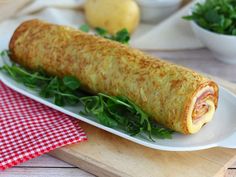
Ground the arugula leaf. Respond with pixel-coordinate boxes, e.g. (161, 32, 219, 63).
(63, 76, 80, 90)
(79, 24, 90, 32)
(80, 93, 173, 141)
(79, 25, 130, 44)
(80, 96, 103, 115)
(183, 0, 236, 35)
(97, 111, 118, 128)
(95, 27, 108, 37)
(0, 64, 51, 88)
(150, 120, 174, 139)
(1, 64, 80, 106)
(0, 49, 10, 57)
(112, 29, 130, 44)
(204, 9, 221, 23)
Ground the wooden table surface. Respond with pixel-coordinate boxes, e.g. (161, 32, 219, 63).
(0, 1, 236, 177)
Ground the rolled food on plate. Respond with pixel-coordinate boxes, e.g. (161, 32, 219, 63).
(9, 19, 219, 134)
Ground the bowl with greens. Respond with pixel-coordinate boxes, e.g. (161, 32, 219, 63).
(184, 0, 236, 64)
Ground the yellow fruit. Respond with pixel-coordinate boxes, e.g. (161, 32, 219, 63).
(85, 0, 140, 34)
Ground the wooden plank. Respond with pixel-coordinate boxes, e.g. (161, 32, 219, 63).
(50, 123, 236, 177)
(0, 167, 94, 177)
(16, 154, 73, 168)
(49, 78, 236, 177)
(192, 148, 236, 167)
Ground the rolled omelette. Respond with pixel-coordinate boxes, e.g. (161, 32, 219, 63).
(9, 19, 219, 134)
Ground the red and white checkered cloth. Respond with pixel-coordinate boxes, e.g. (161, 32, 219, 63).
(0, 81, 87, 170)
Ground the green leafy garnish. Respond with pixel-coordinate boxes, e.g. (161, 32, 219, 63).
(79, 24, 130, 44)
(0, 49, 10, 57)
(63, 76, 80, 90)
(183, 0, 236, 35)
(79, 24, 90, 32)
(94, 27, 108, 37)
(80, 93, 173, 140)
(0, 64, 81, 106)
(112, 29, 130, 44)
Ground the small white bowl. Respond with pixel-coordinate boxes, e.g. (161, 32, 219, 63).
(136, 0, 182, 23)
(191, 21, 236, 64)
(189, 0, 236, 64)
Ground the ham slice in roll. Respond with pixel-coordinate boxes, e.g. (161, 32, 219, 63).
(188, 86, 217, 133)
(8, 19, 219, 134)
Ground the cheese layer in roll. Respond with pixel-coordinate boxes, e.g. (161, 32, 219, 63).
(9, 19, 219, 134)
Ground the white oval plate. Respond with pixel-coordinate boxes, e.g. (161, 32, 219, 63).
(0, 30, 236, 151)
(1, 56, 236, 151)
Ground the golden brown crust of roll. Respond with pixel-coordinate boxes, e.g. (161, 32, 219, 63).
(9, 19, 219, 134)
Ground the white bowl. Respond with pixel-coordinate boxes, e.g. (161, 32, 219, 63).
(136, 0, 182, 23)
(191, 21, 236, 64)
(189, 0, 236, 64)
